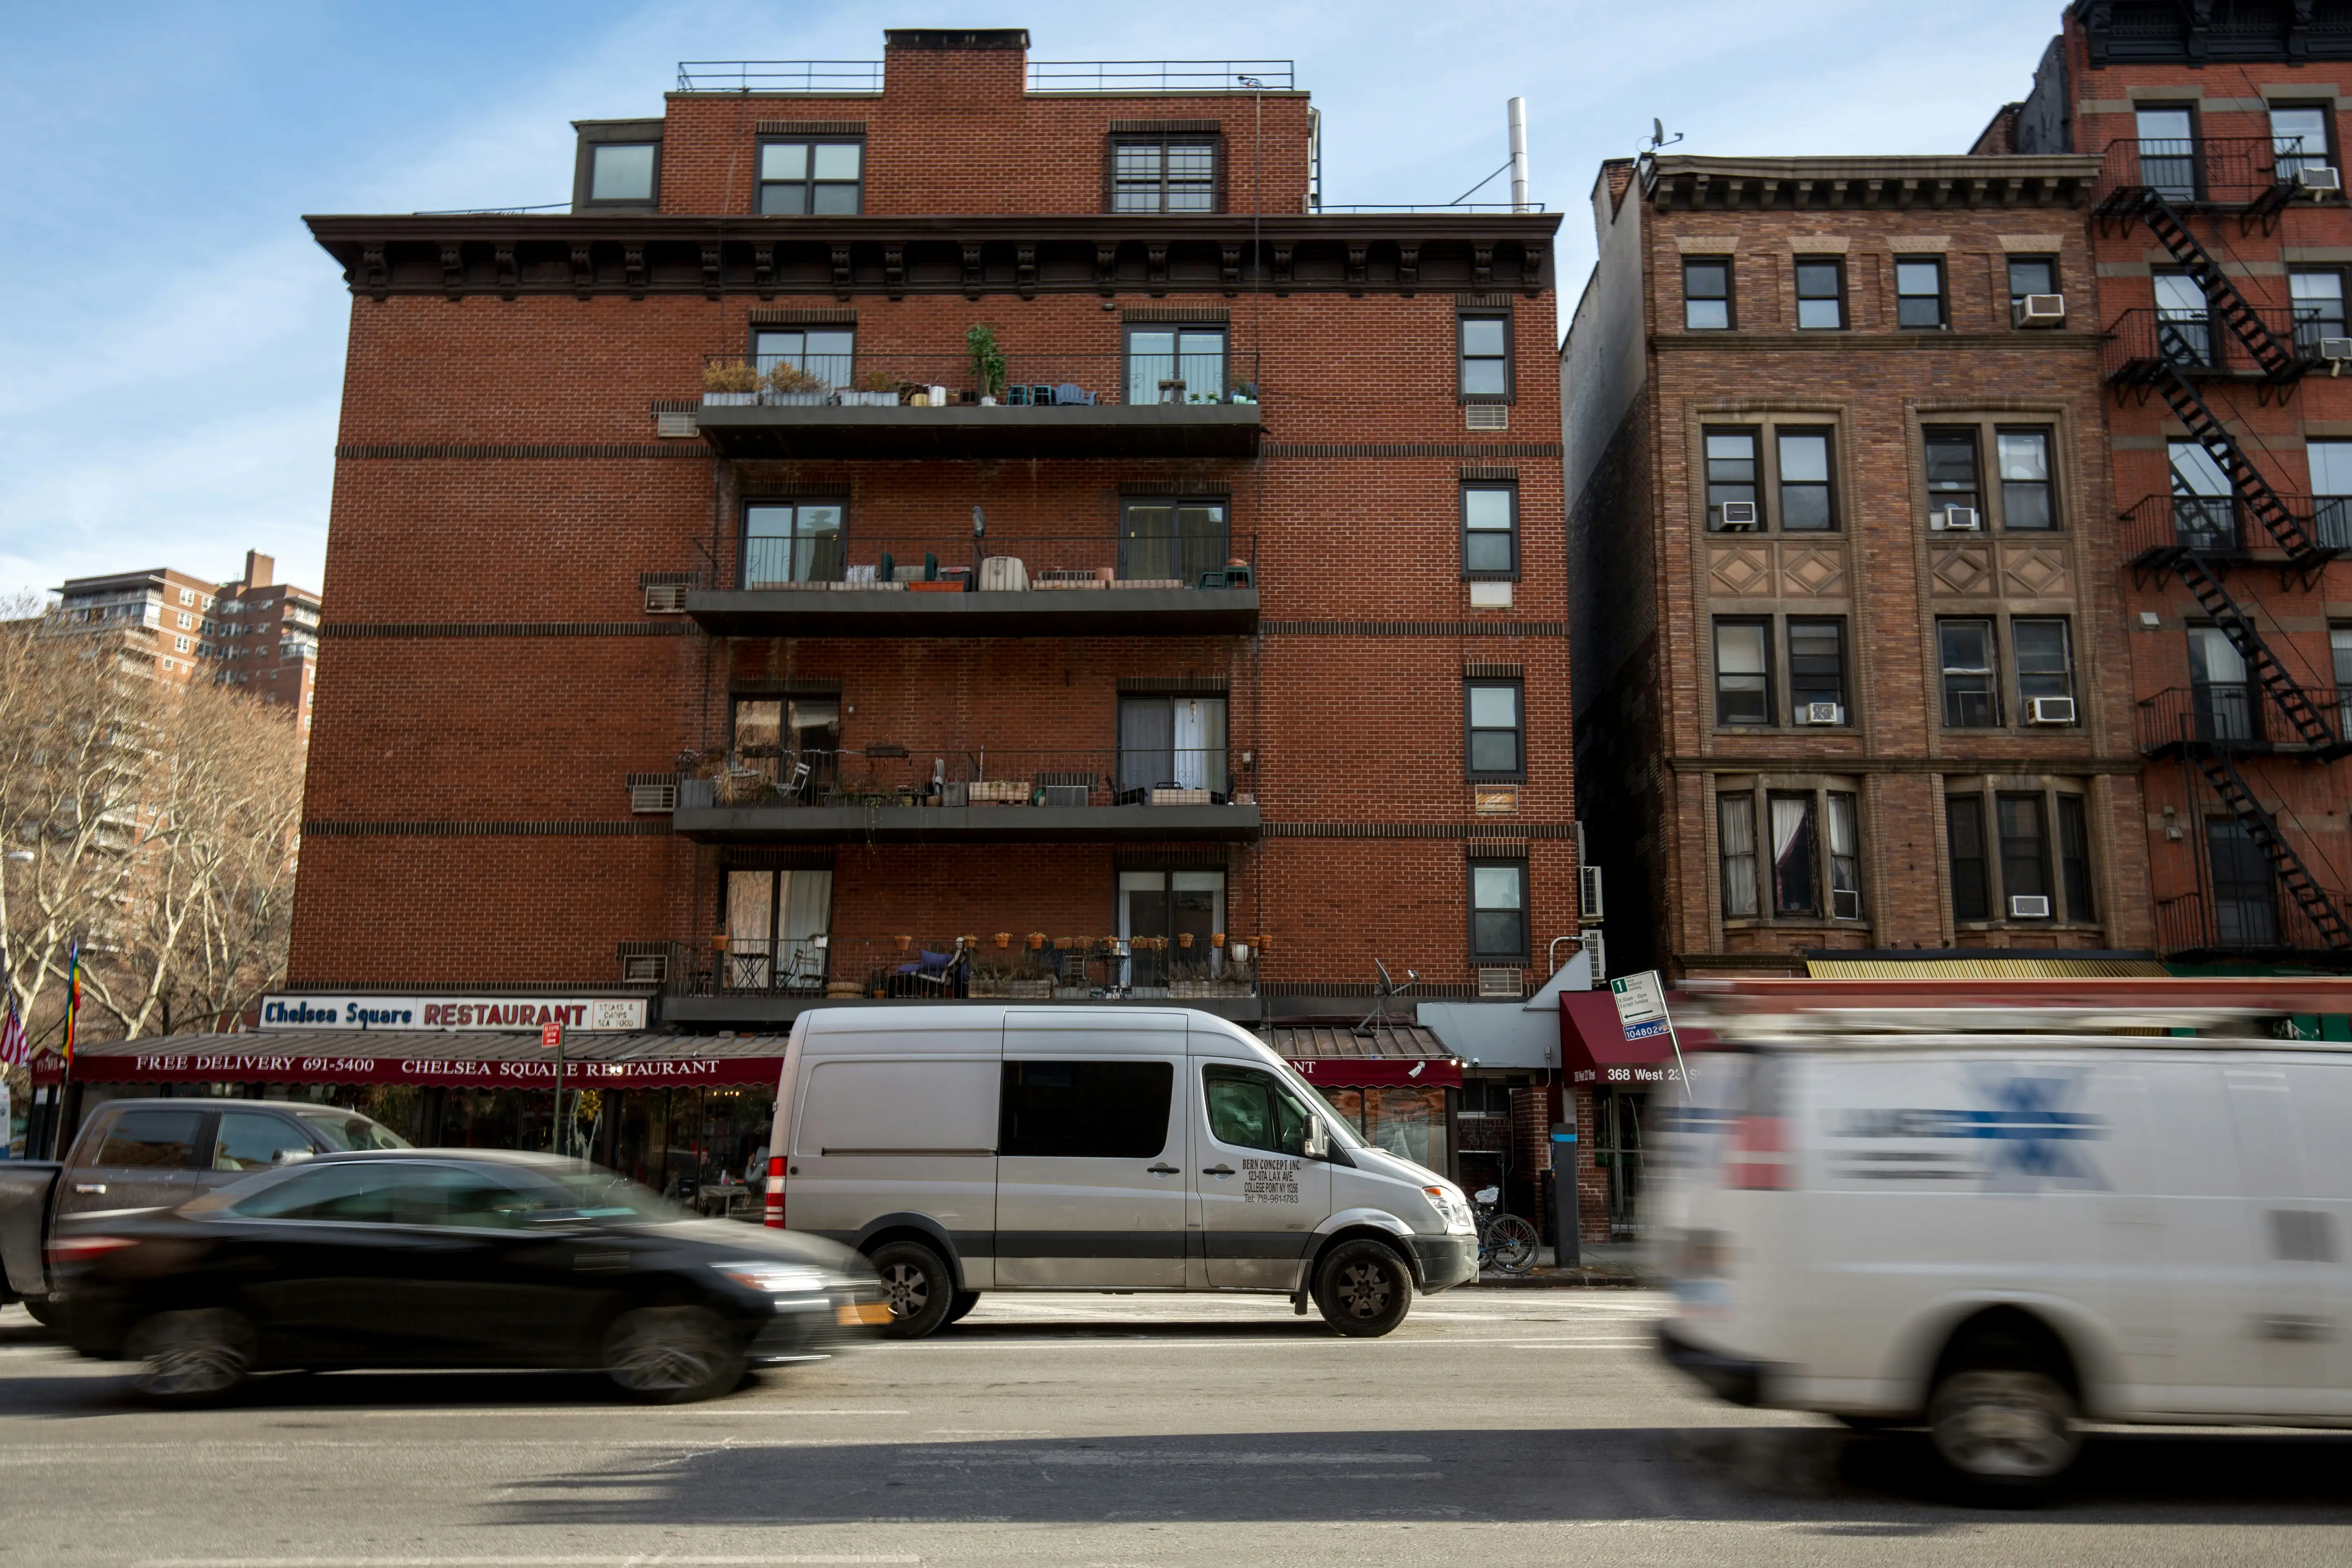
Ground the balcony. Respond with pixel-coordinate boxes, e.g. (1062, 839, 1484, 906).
(2103, 307, 2323, 385)
(2156, 888, 2352, 961)
(672, 747, 1260, 844)
(2138, 684, 2350, 758)
(682, 933, 1261, 1002)
(693, 352, 1262, 460)
(2094, 136, 2333, 212)
(686, 532, 1257, 637)
(2120, 493, 2349, 568)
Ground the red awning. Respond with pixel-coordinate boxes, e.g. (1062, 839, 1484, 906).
(1267, 1025, 1464, 1089)
(1560, 992, 1681, 1087)
(51, 1031, 786, 1089)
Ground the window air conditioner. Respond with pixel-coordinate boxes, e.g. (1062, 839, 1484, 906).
(1579, 863, 1605, 921)
(2013, 293, 2067, 327)
(1931, 506, 1981, 532)
(2028, 696, 2077, 725)
(644, 584, 689, 613)
(2009, 894, 2052, 919)
(1580, 929, 1607, 983)
(1718, 501, 1760, 530)
(1803, 701, 1845, 726)
(1466, 404, 1509, 432)
(2321, 337, 2352, 362)
(1477, 966, 1525, 999)
(628, 783, 679, 813)
(621, 954, 669, 984)
(1832, 888, 1862, 920)
(654, 411, 699, 439)
(2298, 165, 2343, 195)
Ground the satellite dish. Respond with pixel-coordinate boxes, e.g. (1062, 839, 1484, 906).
(1653, 118, 1665, 144)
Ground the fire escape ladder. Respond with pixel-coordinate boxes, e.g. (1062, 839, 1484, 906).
(2191, 748, 2352, 949)
(2172, 556, 2340, 750)
(2152, 364, 2325, 561)
(2124, 188, 2299, 379)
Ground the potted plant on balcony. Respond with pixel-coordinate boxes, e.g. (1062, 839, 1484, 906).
(702, 359, 760, 406)
(764, 361, 831, 405)
(966, 323, 1007, 404)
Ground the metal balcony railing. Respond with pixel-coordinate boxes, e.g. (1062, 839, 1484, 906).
(734, 532, 1255, 594)
(2095, 135, 2323, 207)
(2156, 887, 2352, 956)
(1025, 60, 1294, 92)
(701, 351, 1263, 410)
(2104, 307, 2320, 381)
(2118, 492, 2352, 558)
(678, 933, 1263, 1000)
(2138, 684, 2352, 754)
(675, 60, 883, 92)
(680, 747, 1247, 811)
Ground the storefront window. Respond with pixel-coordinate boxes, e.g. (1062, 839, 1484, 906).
(1307, 1084, 1447, 1174)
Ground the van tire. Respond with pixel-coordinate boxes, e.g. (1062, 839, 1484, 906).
(870, 1240, 955, 1339)
(1927, 1367, 2081, 1501)
(946, 1290, 980, 1325)
(1313, 1239, 1413, 1337)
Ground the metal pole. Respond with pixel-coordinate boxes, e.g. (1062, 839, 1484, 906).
(1508, 97, 1530, 213)
(555, 1036, 567, 1158)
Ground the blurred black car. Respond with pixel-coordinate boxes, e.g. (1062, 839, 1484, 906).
(51, 1149, 885, 1405)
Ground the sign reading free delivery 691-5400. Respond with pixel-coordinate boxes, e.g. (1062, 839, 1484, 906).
(258, 996, 646, 1032)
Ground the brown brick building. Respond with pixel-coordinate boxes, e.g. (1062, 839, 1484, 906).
(290, 27, 1571, 1171)
(52, 549, 321, 735)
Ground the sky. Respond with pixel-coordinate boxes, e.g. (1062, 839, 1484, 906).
(0, 1, 2067, 601)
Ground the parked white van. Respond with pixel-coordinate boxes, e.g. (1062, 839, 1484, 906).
(1653, 977, 2352, 1499)
(762, 1004, 1478, 1336)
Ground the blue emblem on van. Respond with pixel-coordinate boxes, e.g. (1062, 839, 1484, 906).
(1831, 1072, 2108, 1189)
(1964, 1073, 2107, 1186)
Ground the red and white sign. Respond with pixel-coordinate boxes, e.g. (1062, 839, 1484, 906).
(67, 1052, 777, 1089)
(258, 996, 646, 1032)
(541, 1022, 564, 1050)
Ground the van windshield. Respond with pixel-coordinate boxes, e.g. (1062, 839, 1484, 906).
(295, 1110, 411, 1152)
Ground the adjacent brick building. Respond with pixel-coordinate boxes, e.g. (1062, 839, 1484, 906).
(52, 549, 321, 734)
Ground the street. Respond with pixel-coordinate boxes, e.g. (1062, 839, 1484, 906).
(3, 1292, 2350, 1567)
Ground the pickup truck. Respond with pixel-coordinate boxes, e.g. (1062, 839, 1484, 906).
(1, 1097, 410, 1323)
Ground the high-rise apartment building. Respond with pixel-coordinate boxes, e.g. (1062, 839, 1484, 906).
(51, 548, 321, 734)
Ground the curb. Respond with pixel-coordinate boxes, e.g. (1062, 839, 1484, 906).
(1470, 1269, 1649, 1289)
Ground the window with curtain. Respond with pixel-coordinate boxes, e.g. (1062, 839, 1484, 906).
(1118, 695, 1227, 797)
(1769, 793, 1818, 915)
(1126, 327, 1227, 405)
(1719, 793, 1759, 918)
(1827, 793, 1862, 919)
(2058, 795, 2094, 922)
(1947, 794, 1991, 922)
(723, 866, 833, 991)
(1120, 497, 1228, 584)
(1997, 429, 2055, 530)
(1470, 861, 1528, 960)
(1998, 795, 2050, 912)
(742, 500, 845, 588)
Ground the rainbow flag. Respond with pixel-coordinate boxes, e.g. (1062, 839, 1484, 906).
(61, 940, 80, 1069)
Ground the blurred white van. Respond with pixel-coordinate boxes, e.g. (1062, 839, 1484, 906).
(762, 1005, 1477, 1337)
(1653, 978, 2352, 1498)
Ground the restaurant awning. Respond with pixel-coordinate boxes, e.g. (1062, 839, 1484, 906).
(51, 1031, 790, 1089)
(1559, 991, 1682, 1087)
(1805, 955, 2168, 979)
(1266, 1025, 1463, 1089)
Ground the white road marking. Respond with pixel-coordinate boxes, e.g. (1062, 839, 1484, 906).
(133, 1558, 920, 1568)
(359, 1407, 909, 1419)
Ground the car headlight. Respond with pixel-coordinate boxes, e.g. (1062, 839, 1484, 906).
(713, 1261, 829, 1295)
(1421, 1185, 1475, 1235)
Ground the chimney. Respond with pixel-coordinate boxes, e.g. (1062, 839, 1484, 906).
(1508, 97, 1530, 212)
(881, 28, 1030, 101)
(245, 550, 274, 589)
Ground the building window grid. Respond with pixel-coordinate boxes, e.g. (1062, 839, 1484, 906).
(1461, 483, 1519, 577)
(1895, 256, 1949, 330)
(1683, 258, 1733, 330)
(1112, 136, 1217, 213)
(1718, 781, 1865, 927)
(1944, 784, 2097, 926)
(1794, 257, 1846, 330)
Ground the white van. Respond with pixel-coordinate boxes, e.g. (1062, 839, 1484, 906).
(762, 1004, 1477, 1336)
(1652, 978, 2352, 1499)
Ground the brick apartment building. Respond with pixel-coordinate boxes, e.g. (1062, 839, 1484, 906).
(1973, 1, 2352, 973)
(51, 549, 322, 733)
(263, 28, 1569, 1186)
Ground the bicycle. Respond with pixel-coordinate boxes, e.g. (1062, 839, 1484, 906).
(1471, 1185, 1541, 1275)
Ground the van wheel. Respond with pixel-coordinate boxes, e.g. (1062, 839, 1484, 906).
(869, 1240, 954, 1339)
(127, 1308, 256, 1407)
(946, 1290, 980, 1325)
(1314, 1240, 1412, 1337)
(1927, 1368, 2081, 1501)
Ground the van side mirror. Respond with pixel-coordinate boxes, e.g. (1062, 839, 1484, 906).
(1304, 1118, 1330, 1160)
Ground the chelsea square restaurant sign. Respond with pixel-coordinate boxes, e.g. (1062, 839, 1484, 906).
(258, 996, 649, 1032)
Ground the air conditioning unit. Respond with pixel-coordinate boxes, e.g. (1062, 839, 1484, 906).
(1832, 888, 1862, 920)
(1477, 966, 1525, 999)
(1802, 702, 1845, 726)
(2013, 293, 2067, 327)
(644, 584, 689, 613)
(1718, 501, 1760, 530)
(621, 954, 669, 984)
(2009, 894, 2052, 919)
(1579, 929, 1607, 983)
(628, 782, 679, 813)
(2028, 695, 2077, 725)
(1465, 404, 1509, 432)
(2298, 165, 2343, 195)
(2321, 337, 2352, 362)
(1039, 784, 1089, 808)
(654, 410, 699, 438)
(1930, 506, 1982, 532)
(1579, 863, 1605, 921)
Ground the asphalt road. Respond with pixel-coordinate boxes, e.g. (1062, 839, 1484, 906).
(3, 1290, 2350, 1568)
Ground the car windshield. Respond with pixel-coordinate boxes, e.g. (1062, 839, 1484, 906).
(295, 1110, 411, 1151)
(547, 1168, 690, 1224)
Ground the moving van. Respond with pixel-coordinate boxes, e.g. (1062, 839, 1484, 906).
(763, 1004, 1478, 1336)
(1653, 977, 2352, 1499)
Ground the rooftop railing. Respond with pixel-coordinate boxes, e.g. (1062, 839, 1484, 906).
(1026, 60, 1293, 92)
(675, 60, 884, 92)
(731, 532, 1254, 594)
(680, 746, 1248, 812)
(701, 351, 1262, 410)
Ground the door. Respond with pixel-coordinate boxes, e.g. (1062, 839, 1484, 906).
(993, 1015, 1189, 1287)
(1192, 1056, 1333, 1289)
(2223, 1063, 2349, 1416)
(2205, 819, 2278, 947)
(57, 1105, 210, 1217)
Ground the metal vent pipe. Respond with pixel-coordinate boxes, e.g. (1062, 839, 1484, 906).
(1508, 96, 1530, 212)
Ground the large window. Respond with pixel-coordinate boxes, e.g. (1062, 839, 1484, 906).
(757, 140, 863, 214)
(1718, 780, 1864, 926)
(1923, 428, 1983, 525)
(2292, 268, 2347, 354)
(1125, 326, 1227, 405)
(1470, 860, 1529, 961)
(1117, 695, 1228, 798)
(1117, 870, 1227, 989)
(1997, 430, 2055, 530)
(1794, 257, 1845, 330)
(1778, 430, 1835, 531)
(1459, 314, 1512, 399)
(2137, 105, 2198, 202)
(2272, 103, 2334, 182)
(1714, 619, 1772, 726)
(1704, 428, 1760, 529)
(1461, 483, 1518, 575)
(731, 694, 842, 786)
(751, 327, 854, 393)
(1466, 681, 1524, 780)
(1113, 136, 1217, 213)
(743, 499, 845, 587)
(723, 865, 834, 993)
(1938, 618, 2000, 728)
(2013, 618, 2075, 716)
(1120, 495, 1229, 584)
(999, 1061, 1173, 1158)
(589, 143, 658, 203)
(1786, 619, 1847, 721)
(1683, 258, 1733, 330)
(1946, 782, 2097, 925)
(1895, 257, 1948, 330)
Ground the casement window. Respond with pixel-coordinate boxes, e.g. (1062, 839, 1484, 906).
(1117, 869, 1228, 989)
(1125, 325, 1227, 405)
(757, 140, 863, 214)
(1120, 495, 1229, 584)
(1997, 430, 2055, 530)
(2271, 103, 2334, 181)
(1118, 695, 1229, 798)
(2155, 272, 2214, 365)
(1938, 618, 2000, 728)
(751, 327, 854, 392)
(1683, 258, 1733, 330)
(2007, 256, 2057, 312)
(1459, 314, 1512, 400)
(722, 865, 834, 992)
(1777, 430, 1835, 531)
(1923, 428, 1983, 526)
(2013, 618, 2075, 716)
(588, 143, 658, 203)
(1704, 428, 1760, 529)
(1112, 135, 1216, 212)
(1718, 780, 1864, 925)
(1946, 782, 2097, 925)
(2136, 105, 2198, 202)
(1465, 681, 1525, 781)
(1461, 483, 1519, 576)
(1714, 619, 1772, 726)
(1794, 257, 1845, 330)
(2291, 269, 2347, 353)
(742, 499, 846, 587)
(1786, 619, 1847, 721)
(1895, 257, 1948, 330)
(1469, 860, 1530, 961)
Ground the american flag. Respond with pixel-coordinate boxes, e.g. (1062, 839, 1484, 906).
(0, 982, 24, 1068)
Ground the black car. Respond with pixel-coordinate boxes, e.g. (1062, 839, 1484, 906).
(51, 1149, 885, 1405)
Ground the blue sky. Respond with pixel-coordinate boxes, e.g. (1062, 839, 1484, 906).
(0, 1, 2065, 599)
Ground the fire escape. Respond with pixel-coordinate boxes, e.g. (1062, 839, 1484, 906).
(2103, 136, 2352, 954)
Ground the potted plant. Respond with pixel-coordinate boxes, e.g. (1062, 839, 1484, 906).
(846, 368, 898, 408)
(965, 323, 1007, 403)
(764, 361, 831, 405)
(702, 359, 760, 405)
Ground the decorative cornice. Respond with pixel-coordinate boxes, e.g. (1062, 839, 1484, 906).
(1644, 154, 2104, 212)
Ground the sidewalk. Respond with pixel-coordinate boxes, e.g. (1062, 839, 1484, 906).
(1471, 1241, 1650, 1289)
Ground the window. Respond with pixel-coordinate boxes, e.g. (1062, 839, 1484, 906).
(1895, 257, 1947, 329)
(1118, 695, 1228, 797)
(94, 1110, 203, 1169)
(1827, 793, 1862, 920)
(2314, 440, 2352, 550)
(751, 327, 854, 394)
(212, 1113, 311, 1173)
(1999, 795, 2050, 914)
(1461, 483, 1517, 575)
(1203, 1063, 1318, 1156)
(2155, 272, 2213, 365)
(2014, 618, 2074, 714)
(1470, 860, 1530, 960)
(2292, 269, 2346, 354)
(1714, 620, 1772, 726)
(1704, 428, 1760, 530)
(1786, 619, 1846, 719)
(1113, 136, 1217, 213)
(1945, 795, 1991, 923)
(1125, 326, 1227, 405)
(2137, 106, 2198, 201)
(757, 140, 862, 214)
(2172, 438, 2237, 548)
(1000, 1061, 1174, 1158)
(2208, 819, 2279, 946)
(1939, 619, 1999, 727)
(1997, 429, 2055, 530)
(1768, 793, 1819, 915)
(743, 499, 844, 587)
(1777, 430, 1834, 531)
(1683, 258, 1733, 330)
(2189, 625, 2256, 743)
(228, 1162, 392, 1223)
(1923, 428, 1982, 525)
(1794, 257, 1845, 329)
(2007, 256, 2057, 311)
(589, 143, 658, 203)
(178, 588, 196, 606)
(723, 864, 834, 993)
(1459, 315, 1511, 399)
(2272, 104, 2334, 181)
(2058, 795, 2094, 923)
(1719, 794, 1759, 918)
(1466, 681, 1524, 780)
(1121, 495, 1229, 584)
(1118, 870, 1227, 988)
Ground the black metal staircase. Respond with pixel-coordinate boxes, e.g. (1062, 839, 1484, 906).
(2190, 747, 2352, 950)
(2148, 363, 2328, 563)
(2172, 556, 2343, 753)
(2101, 186, 2302, 379)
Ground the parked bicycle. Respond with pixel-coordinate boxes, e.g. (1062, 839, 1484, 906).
(1472, 1185, 1541, 1275)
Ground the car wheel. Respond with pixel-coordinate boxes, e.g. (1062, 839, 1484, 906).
(1927, 1367, 2082, 1501)
(20, 1296, 65, 1330)
(869, 1240, 954, 1339)
(945, 1290, 981, 1325)
(603, 1306, 746, 1404)
(127, 1308, 256, 1407)
(1313, 1239, 1413, 1337)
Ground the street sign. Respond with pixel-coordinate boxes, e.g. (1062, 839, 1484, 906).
(541, 1022, 564, 1050)
(1609, 969, 1691, 1080)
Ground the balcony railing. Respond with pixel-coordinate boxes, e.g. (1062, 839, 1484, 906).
(684, 747, 1244, 810)
(2096, 135, 2323, 207)
(682, 933, 1262, 1001)
(1026, 60, 1294, 92)
(2104, 307, 2319, 382)
(675, 60, 883, 92)
(2157, 888, 2352, 957)
(2119, 492, 2351, 560)
(733, 532, 1254, 592)
(2138, 684, 2352, 755)
(702, 352, 1262, 410)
